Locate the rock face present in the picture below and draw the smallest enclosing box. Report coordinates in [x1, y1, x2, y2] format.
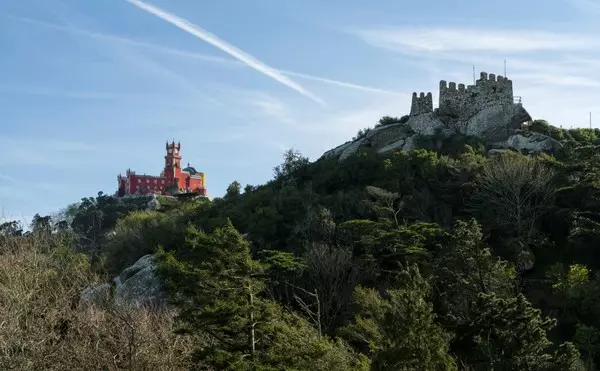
[79, 254, 166, 310]
[320, 71, 562, 161]
[115, 254, 166, 309]
[502, 133, 563, 154]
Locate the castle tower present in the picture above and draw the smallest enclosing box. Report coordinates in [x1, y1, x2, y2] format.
[410, 92, 433, 115]
[164, 141, 182, 187]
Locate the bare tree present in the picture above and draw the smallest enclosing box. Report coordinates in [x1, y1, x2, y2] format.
[468, 152, 555, 246]
[301, 242, 360, 332]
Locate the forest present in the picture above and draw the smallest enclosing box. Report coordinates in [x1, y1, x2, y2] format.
[3, 119, 600, 370]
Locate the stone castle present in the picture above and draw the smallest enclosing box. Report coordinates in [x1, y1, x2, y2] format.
[320, 70, 563, 162]
[410, 71, 515, 120]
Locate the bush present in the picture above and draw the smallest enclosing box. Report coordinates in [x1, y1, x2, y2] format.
[0, 233, 195, 370]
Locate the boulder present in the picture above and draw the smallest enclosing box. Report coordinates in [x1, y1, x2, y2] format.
[115, 254, 166, 309]
[504, 133, 563, 154]
[366, 123, 413, 149]
[321, 141, 354, 160]
[462, 104, 532, 142]
[78, 254, 166, 310]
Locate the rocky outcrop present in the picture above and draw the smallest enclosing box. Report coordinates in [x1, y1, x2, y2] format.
[115, 254, 165, 308]
[461, 104, 532, 142]
[318, 102, 557, 161]
[502, 133, 563, 154]
[79, 254, 166, 310]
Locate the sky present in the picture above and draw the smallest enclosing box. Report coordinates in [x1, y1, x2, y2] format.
[1, 0, 600, 223]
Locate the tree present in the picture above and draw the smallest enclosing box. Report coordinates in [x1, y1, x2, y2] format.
[376, 116, 402, 127]
[273, 148, 310, 180]
[468, 152, 555, 253]
[30, 214, 52, 235]
[341, 265, 457, 370]
[157, 221, 367, 370]
[226, 180, 242, 198]
[573, 323, 600, 370]
[432, 219, 516, 327]
[460, 292, 566, 370]
[0, 220, 23, 237]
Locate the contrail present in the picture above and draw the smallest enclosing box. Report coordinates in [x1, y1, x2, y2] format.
[8, 14, 405, 97]
[126, 0, 325, 106]
[279, 70, 407, 97]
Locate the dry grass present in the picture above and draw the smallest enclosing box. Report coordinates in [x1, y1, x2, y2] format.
[0, 232, 196, 370]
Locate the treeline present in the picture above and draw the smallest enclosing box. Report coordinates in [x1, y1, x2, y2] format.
[4, 121, 600, 369]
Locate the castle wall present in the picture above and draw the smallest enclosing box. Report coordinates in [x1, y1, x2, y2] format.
[438, 71, 514, 120]
[410, 92, 433, 115]
[438, 81, 470, 117]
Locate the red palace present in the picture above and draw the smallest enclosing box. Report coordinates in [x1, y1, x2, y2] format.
[116, 141, 207, 197]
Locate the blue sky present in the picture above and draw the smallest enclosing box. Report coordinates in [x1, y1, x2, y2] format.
[1, 0, 599, 223]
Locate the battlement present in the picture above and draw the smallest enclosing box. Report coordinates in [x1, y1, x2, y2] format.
[410, 92, 433, 115]
[437, 71, 514, 119]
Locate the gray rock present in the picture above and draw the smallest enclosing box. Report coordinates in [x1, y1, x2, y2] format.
[504, 133, 563, 154]
[401, 134, 419, 151]
[462, 104, 531, 142]
[366, 123, 413, 149]
[79, 283, 112, 308]
[115, 254, 166, 309]
[487, 149, 507, 156]
[377, 138, 406, 153]
[321, 141, 353, 160]
[78, 254, 166, 310]
[339, 138, 367, 161]
[406, 113, 444, 135]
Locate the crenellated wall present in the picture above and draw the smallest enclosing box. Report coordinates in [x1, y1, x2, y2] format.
[410, 92, 433, 115]
[435, 71, 514, 119]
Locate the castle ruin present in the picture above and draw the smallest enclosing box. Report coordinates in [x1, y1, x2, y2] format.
[411, 71, 515, 120]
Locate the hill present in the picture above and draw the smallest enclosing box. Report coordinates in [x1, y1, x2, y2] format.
[3, 120, 600, 369]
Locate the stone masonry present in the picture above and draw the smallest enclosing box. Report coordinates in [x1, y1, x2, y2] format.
[410, 92, 433, 115]
[410, 71, 514, 120]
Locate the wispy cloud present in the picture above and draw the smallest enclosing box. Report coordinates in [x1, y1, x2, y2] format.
[6, 14, 238, 67]
[126, 0, 326, 106]
[7, 14, 404, 97]
[351, 27, 597, 53]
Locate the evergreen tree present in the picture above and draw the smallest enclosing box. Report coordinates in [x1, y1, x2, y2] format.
[341, 265, 457, 370]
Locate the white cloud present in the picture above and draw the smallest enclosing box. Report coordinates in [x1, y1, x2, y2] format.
[126, 0, 326, 106]
[7, 14, 405, 97]
[352, 27, 596, 53]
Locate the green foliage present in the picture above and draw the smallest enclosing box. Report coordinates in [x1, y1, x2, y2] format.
[47, 116, 600, 368]
[101, 210, 181, 274]
[341, 265, 457, 370]
[461, 293, 560, 369]
[375, 115, 403, 127]
[157, 222, 366, 369]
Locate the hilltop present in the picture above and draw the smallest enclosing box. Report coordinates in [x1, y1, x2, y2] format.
[322, 71, 562, 161]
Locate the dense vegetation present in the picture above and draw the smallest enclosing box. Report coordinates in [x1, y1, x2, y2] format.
[5, 120, 600, 369]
